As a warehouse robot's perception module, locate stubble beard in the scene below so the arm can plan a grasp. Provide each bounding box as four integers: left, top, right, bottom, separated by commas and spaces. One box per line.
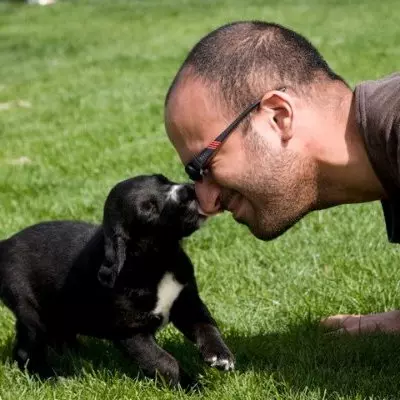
241, 134, 316, 241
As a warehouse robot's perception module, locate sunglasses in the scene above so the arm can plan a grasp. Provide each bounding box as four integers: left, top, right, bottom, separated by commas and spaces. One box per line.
184, 87, 287, 181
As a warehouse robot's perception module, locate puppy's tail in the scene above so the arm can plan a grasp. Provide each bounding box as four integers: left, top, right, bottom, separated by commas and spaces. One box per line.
0, 239, 7, 292
0, 238, 11, 272
0, 239, 7, 267
0, 239, 5, 259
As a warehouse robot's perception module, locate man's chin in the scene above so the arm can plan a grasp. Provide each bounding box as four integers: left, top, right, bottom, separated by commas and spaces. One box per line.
249, 225, 289, 241
236, 216, 296, 241
232, 204, 311, 241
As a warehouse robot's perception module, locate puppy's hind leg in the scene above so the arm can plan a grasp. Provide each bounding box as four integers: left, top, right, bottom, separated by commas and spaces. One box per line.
50, 334, 79, 354
116, 334, 191, 388
13, 305, 53, 378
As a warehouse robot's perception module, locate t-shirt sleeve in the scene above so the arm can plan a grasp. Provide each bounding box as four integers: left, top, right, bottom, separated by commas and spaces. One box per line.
355, 72, 400, 244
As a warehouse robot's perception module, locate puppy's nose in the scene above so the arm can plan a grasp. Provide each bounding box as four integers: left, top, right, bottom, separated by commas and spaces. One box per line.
178, 184, 196, 203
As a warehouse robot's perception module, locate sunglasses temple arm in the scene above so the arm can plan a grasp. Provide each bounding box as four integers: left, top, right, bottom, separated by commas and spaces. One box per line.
193, 147, 216, 168
214, 100, 260, 143
188, 100, 262, 175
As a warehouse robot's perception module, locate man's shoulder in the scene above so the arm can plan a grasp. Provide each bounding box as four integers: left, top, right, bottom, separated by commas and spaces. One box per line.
355, 72, 400, 244
356, 72, 400, 90
355, 72, 400, 130
355, 71, 400, 194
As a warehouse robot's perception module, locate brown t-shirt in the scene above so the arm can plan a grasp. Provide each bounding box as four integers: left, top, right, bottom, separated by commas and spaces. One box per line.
355, 72, 400, 242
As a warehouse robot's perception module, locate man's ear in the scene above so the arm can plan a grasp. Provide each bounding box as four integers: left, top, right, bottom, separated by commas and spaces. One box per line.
258, 90, 293, 141
97, 231, 127, 289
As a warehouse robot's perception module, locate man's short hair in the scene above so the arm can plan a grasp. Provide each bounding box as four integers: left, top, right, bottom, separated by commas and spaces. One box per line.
166, 21, 348, 114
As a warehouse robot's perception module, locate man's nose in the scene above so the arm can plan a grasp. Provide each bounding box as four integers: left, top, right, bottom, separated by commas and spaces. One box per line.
194, 178, 222, 215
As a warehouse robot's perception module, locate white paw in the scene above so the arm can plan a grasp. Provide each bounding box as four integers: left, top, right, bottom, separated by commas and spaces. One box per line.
206, 355, 235, 371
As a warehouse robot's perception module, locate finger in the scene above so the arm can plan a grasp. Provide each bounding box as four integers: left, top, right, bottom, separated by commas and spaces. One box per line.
320, 314, 360, 330
324, 327, 347, 337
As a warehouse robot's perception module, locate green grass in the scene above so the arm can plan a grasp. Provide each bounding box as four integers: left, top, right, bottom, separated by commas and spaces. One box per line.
1, 0, 400, 398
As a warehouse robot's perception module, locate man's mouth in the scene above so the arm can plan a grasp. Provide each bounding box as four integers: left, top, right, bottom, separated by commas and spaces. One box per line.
197, 204, 209, 216
225, 193, 242, 214
196, 203, 221, 217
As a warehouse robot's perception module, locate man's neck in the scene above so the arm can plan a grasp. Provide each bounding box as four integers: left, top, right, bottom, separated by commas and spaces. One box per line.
314, 85, 387, 209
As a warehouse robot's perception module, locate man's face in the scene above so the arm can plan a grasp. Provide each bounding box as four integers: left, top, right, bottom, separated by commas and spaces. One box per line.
165, 77, 316, 240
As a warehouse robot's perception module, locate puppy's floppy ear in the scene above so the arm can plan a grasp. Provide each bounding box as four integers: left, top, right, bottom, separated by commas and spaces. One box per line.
98, 178, 133, 288
98, 230, 127, 288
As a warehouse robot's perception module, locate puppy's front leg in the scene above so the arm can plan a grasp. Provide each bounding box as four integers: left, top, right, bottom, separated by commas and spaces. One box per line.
117, 333, 189, 387
170, 286, 235, 371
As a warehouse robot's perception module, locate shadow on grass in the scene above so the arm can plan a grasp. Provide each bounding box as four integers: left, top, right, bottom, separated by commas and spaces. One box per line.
1, 323, 400, 397
0, 333, 205, 391
222, 321, 400, 398
0, 335, 144, 380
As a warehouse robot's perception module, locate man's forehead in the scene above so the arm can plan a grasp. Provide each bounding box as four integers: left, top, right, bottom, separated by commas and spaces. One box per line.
165, 77, 227, 164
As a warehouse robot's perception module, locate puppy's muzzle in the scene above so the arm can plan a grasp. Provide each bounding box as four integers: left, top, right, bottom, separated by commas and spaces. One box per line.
166, 184, 206, 227
167, 184, 196, 204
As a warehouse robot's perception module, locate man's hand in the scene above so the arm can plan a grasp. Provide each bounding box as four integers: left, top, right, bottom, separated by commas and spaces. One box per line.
320, 310, 400, 334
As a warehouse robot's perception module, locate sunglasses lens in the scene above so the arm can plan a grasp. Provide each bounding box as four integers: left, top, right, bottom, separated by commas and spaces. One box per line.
185, 164, 202, 181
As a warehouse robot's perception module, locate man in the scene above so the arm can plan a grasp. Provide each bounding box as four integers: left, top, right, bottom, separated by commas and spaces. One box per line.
164, 21, 400, 334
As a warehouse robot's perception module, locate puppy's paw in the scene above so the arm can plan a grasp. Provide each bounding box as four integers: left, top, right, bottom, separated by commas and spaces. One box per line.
196, 325, 235, 372
201, 342, 235, 371
34, 364, 57, 380
205, 352, 235, 371
178, 369, 198, 391
153, 364, 195, 390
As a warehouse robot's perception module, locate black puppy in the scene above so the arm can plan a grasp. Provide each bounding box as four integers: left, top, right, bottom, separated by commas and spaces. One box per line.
0, 174, 234, 386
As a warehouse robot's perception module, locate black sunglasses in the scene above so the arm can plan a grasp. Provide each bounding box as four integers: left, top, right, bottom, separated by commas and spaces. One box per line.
185, 87, 287, 181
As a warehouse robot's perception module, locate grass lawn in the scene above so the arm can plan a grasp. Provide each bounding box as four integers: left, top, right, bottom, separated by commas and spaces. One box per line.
1, 0, 400, 398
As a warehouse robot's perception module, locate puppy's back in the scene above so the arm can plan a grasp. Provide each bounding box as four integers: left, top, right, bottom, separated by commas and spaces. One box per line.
0, 221, 99, 302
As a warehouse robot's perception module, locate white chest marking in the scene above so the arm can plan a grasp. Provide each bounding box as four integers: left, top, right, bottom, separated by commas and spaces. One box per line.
152, 272, 184, 325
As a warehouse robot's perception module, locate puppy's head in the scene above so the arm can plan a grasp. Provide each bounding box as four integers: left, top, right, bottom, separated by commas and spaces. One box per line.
113, 174, 205, 237
97, 174, 206, 288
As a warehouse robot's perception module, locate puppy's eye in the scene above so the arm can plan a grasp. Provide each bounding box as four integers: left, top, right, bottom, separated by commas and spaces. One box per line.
140, 199, 158, 214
